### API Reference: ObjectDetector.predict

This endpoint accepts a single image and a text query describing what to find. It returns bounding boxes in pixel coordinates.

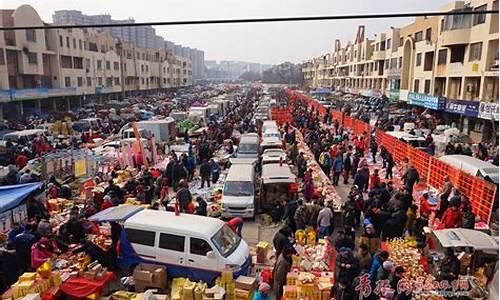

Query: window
[83,41,87,50]
[424,80,431,94]
[88,42,98,52]
[425,28,432,42]
[27,52,38,65]
[385,59,389,69]
[146,65,149,72]
[78,39,82,50]
[123,63,126,71]
[142,53,145,60]
[438,49,447,65]
[59,35,63,47]
[114,77,120,85]
[380,41,386,51]
[190,238,212,256]
[73,38,76,49]
[141,64,144,72]
[86,77,91,87]
[125,228,155,247]
[66,36,70,48]
[399,37,404,47]
[26,29,36,42]
[414,79,420,93]
[77,77,83,87]
[73,57,83,69]
[113,62,119,70]
[469,42,482,61]
[97,60,102,70]
[450,45,466,63]
[85,58,90,69]
[106,61,110,70]
[416,53,422,66]
[106,77,113,87]
[415,31,423,42]
[386,39,391,49]
[159,233,184,252]
[141,78,145,84]
[398,57,402,68]
[64,77,71,87]
[424,51,434,71]
[101,45,106,53]
[473,5,487,25]
[98,77,103,86]
[0,48,4,65]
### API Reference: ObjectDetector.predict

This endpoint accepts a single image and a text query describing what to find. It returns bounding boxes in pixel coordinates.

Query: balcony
[439,28,471,46]
[447,62,465,76]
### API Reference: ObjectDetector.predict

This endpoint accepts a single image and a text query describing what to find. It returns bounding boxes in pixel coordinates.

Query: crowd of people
[271,95,482,300]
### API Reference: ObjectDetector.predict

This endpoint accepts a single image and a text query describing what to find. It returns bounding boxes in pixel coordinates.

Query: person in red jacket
[227,217,243,237]
[16,152,29,169]
[369,169,381,190]
[441,203,463,228]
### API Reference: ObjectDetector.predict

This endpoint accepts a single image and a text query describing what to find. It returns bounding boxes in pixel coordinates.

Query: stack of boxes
[214,271,234,300]
[132,263,167,292]
[3,272,62,299]
[233,276,257,300]
[282,271,333,300]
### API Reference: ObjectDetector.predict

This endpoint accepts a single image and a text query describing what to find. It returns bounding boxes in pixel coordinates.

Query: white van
[439,155,499,184]
[237,133,260,159]
[89,206,251,283]
[262,120,278,133]
[221,163,256,219]
[3,129,47,144]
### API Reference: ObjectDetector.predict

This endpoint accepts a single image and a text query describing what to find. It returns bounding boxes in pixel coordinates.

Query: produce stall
[295,130,342,211]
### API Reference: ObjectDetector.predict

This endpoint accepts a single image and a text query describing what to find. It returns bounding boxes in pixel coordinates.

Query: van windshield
[211,225,241,257]
[224,181,254,196]
[238,143,258,154]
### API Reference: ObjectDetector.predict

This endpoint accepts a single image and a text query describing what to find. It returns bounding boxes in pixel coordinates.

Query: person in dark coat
[272,225,292,259]
[273,247,293,300]
[335,247,359,290]
[195,197,208,216]
[15,223,37,272]
[402,165,419,194]
[385,153,394,179]
[283,199,298,232]
[176,180,192,213]
[438,248,460,282]
[334,230,354,250]
[199,159,211,188]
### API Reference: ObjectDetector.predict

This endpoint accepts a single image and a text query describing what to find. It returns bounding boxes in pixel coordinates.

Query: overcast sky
[1,0,451,64]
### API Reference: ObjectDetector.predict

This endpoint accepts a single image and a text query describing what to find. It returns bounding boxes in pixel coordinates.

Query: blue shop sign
[407,92,446,110]
[0,90,11,102]
[445,99,480,117]
[11,88,49,101]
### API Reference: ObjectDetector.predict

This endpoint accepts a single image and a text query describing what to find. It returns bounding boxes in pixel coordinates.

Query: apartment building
[0,5,193,119]
[302,0,498,140]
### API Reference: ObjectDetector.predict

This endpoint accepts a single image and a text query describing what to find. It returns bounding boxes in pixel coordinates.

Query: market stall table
[60,272,116,299]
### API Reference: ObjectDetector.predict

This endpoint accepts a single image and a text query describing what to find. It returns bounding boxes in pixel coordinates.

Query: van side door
[124,228,157,260]
[156,232,186,267]
[186,237,220,271]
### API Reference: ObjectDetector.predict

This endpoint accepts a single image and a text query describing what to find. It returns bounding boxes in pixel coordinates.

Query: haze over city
[1,0,452,64]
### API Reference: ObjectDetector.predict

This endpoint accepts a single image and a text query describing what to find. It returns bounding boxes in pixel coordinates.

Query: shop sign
[10,88,49,101]
[95,86,113,94]
[387,68,401,79]
[0,90,11,102]
[399,89,409,101]
[48,87,76,97]
[445,99,480,117]
[408,92,445,110]
[389,90,400,102]
[478,102,499,121]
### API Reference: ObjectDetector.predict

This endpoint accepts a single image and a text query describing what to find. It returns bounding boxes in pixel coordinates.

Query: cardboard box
[133,263,167,292]
[234,276,257,291]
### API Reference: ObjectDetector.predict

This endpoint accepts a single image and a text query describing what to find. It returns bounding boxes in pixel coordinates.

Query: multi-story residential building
[0,5,193,120]
[302,0,498,141]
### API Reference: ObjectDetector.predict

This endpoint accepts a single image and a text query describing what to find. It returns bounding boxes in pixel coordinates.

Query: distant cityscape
[205,60,273,80]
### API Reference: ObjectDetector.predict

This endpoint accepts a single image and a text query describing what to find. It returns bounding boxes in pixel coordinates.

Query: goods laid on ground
[295,131,342,210]
[282,271,333,300]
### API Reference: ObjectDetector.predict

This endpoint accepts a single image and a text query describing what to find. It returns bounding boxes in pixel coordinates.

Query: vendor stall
[0,182,42,232]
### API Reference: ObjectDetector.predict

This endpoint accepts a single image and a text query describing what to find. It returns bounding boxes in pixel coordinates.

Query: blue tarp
[0,182,42,213]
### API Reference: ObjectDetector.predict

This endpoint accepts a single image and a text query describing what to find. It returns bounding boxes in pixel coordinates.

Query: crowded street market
[0,83,498,300]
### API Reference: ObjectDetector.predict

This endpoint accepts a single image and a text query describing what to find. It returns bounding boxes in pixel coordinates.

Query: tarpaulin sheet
[0,182,42,213]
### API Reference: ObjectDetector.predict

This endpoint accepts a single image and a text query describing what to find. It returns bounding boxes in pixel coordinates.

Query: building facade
[302,0,498,140]
[0,5,192,119]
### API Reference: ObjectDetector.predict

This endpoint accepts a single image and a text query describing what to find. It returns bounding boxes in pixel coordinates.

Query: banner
[445,99,480,117]
[407,92,445,110]
[0,90,11,102]
[478,102,499,121]
[10,88,49,100]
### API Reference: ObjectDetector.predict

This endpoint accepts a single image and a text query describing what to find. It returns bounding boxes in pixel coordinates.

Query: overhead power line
[0,10,498,31]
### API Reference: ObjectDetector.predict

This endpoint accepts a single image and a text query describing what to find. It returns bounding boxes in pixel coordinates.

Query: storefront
[477,102,499,143]
[444,99,480,137]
